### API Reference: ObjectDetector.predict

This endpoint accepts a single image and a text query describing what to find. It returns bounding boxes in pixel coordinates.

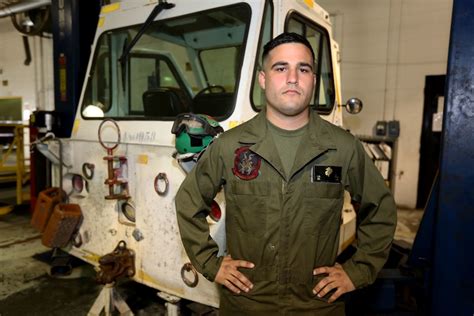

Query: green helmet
[171,113,223,154]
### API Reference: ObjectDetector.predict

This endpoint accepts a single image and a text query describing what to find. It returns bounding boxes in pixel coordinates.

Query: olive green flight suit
[176,110,397,315]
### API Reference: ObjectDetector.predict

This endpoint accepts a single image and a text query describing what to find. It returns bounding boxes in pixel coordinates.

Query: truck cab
[48,0,355,308]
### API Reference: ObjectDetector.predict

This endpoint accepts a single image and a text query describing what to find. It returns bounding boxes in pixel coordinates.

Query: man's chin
[279,106,309,117]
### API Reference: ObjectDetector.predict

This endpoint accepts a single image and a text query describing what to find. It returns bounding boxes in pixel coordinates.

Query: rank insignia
[312,165,342,183]
[232,146,261,180]
[325,167,333,177]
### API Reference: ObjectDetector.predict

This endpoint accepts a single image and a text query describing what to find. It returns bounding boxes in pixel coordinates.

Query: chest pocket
[226,180,269,238]
[303,182,344,236]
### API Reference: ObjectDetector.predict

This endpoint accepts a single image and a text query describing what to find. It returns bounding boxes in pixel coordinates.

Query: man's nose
[287,67,298,85]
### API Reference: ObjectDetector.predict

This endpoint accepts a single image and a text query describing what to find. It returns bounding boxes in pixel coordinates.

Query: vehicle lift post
[409,0,474,314]
[50,0,100,137]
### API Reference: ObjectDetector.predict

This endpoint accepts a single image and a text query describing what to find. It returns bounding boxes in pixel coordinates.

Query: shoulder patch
[232,146,261,180]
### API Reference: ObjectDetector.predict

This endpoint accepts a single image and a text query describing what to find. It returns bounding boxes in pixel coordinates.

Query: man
[176,32,397,315]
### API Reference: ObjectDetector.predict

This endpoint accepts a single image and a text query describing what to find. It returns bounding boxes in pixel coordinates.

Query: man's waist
[240,265,315,284]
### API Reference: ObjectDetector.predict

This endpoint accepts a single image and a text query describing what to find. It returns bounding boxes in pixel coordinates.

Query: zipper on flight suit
[281,178,287,194]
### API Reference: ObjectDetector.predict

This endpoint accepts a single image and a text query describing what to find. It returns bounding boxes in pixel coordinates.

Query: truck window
[129,54,183,114]
[251,0,273,111]
[286,14,336,114]
[82,34,112,115]
[81,3,251,121]
[200,47,240,93]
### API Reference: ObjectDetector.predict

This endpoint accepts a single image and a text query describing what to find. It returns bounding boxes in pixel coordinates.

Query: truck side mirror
[345,98,363,114]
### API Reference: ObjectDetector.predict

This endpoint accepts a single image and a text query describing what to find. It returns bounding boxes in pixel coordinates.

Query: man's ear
[258,70,266,90]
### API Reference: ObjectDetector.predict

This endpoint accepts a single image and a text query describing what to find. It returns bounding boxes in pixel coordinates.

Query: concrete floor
[0,188,423,315]
[0,206,170,315]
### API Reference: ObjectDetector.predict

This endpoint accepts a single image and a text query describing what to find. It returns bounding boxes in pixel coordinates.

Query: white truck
[39,0,360,313]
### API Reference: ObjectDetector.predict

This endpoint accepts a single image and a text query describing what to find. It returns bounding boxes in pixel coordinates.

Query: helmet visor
[171,113,221,136]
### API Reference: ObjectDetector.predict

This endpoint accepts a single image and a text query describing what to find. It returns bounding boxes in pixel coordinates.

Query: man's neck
[265,108,310,130]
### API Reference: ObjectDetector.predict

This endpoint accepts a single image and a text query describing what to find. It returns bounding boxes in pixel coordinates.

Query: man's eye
[300,68,311,73]
[275,67,286,72]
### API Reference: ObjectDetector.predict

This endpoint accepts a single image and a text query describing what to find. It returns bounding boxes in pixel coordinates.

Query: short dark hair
[262,32,315,64]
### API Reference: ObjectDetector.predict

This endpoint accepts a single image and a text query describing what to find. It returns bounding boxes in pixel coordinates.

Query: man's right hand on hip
[215,255,255,294]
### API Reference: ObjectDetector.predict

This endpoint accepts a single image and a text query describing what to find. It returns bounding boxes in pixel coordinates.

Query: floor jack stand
[158,291,181,316]
[87,282,133,316]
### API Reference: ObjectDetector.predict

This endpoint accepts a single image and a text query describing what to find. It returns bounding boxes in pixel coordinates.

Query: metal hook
[154,173,169,196]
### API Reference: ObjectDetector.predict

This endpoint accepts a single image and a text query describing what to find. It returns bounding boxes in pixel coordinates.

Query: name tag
[311,166,342,183]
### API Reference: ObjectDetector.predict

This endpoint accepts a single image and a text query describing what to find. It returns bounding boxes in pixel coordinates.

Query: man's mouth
[283,89,301,95]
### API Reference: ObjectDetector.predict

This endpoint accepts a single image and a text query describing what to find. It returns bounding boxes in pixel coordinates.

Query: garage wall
[317,0,453,208]
[0,18,54,119]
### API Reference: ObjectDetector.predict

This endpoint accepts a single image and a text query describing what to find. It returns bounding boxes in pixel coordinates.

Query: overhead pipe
[0,0,51,18]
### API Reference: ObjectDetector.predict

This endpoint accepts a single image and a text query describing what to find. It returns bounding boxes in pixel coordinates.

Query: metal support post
[430,0,474,314]
[157,291,181,316]
[50,0,100,137]
[87,283,134,316]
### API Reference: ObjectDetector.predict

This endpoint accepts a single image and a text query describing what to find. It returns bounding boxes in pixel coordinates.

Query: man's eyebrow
[270,61,289,69]
[298,62,314,70]
[270,61,314,71]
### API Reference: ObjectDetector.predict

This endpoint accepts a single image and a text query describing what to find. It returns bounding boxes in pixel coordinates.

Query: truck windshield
[81,3,251,121]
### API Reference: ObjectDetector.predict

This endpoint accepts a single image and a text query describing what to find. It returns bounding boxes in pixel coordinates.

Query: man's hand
[215,255,255,294]
[313,263,355,303]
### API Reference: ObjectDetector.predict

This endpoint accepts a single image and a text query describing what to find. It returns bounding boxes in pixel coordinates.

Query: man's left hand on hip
[312,263,355,303]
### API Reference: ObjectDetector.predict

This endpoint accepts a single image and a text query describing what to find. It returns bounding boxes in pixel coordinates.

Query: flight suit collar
[238,108,336,180]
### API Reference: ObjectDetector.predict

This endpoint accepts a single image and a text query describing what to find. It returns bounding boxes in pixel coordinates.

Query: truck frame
[42,0,356,310]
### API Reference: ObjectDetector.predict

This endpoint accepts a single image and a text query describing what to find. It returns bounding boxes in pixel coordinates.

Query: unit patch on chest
[232,146,261,180]
[311,165,342,183]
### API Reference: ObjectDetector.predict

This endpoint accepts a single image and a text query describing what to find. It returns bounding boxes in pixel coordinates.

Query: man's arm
[175,140,225,281]
[313,137,396,302]
[175,140,255,292]
[341,137,397,288]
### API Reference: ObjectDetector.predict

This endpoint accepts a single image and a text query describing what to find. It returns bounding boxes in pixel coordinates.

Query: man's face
[258,42,316,118]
